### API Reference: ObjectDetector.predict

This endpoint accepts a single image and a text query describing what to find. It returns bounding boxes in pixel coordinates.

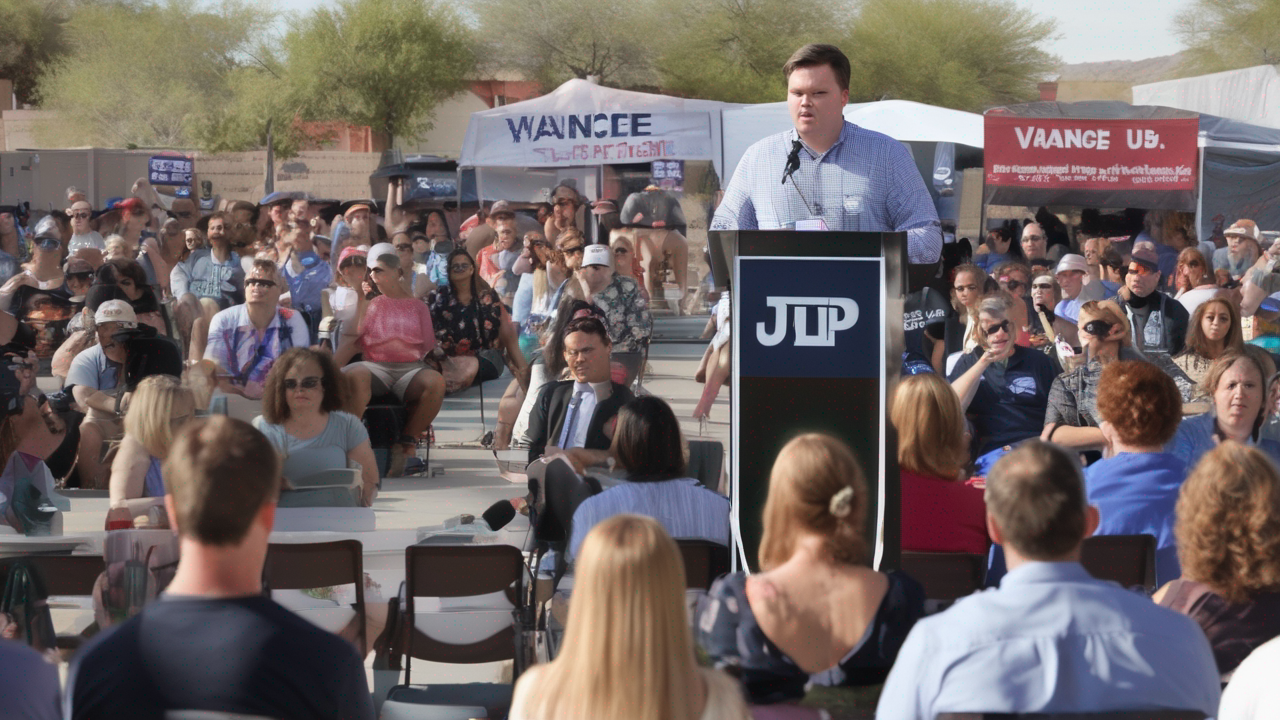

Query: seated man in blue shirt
[171,211,243,356]
[948,295,1057,473]
[876,441,1220,719]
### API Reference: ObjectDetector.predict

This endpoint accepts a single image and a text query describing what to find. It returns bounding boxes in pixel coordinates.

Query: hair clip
[829,486,855,518]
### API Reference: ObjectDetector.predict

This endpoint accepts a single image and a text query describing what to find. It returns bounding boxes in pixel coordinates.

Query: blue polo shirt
[948,345,1058,456]
[1084,451,1186,586]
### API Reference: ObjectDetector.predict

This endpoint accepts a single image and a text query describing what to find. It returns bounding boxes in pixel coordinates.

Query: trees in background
[1175,0,1280,74]
[0,0,68,107]
[25,0,1063,152]
[284,0,474,148]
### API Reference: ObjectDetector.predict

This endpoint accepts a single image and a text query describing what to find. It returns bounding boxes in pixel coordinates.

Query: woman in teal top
[253,347,380,506]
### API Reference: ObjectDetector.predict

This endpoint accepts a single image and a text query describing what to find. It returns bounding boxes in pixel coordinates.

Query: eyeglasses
[70,212,90,220]
[245,278,277,288]
[450,263,473,272]
[560,244,585,256]
[284,376,322,391]
[983,320,1011,336]
[395,244,412,252]
[1128,263,1155,276]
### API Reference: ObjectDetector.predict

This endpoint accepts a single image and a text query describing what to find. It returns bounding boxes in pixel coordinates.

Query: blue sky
[271,0,1192,65]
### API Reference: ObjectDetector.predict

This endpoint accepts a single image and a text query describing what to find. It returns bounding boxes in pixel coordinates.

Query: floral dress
[427,285,504,357]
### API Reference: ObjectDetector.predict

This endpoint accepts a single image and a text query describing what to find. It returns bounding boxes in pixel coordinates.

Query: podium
[710,231,907,572]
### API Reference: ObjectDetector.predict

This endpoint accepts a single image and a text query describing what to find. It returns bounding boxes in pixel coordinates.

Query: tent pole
[1196,133,1206,242]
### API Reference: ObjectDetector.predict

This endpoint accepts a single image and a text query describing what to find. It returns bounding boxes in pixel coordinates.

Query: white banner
[471,111,713,167]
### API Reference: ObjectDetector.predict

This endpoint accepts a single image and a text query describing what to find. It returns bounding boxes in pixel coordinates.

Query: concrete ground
[42,315,729,705]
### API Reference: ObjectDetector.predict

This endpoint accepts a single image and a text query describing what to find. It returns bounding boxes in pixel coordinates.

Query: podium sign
[728,232,905,572]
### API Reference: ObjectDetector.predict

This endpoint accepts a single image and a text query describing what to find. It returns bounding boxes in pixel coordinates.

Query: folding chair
[277,468,361,508]
[687,439,724,490]
[0,554,106,651]
[381,544,527,720]
[263,540,366,655]
[675,539,730,591]
[899,552,986,602]
[1081,534,1157,595]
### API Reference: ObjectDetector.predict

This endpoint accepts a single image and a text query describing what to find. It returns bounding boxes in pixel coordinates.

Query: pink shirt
[359,295,436,363]
[900,469,989,554]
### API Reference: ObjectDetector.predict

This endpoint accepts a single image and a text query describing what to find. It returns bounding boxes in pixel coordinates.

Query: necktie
[558,391,586,449]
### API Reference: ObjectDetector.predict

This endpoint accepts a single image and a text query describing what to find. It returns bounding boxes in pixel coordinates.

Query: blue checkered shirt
[712,121,942,264]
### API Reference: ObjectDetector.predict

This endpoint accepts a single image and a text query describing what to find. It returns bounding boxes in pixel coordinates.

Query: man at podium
[711,44,942,265]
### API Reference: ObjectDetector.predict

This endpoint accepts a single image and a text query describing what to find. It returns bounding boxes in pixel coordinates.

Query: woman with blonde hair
[107,375,195,519]
[1042,299,1141,451]
[697,434,923,705]
[1156,441,1280,678]
[949,263,988,353]
[892,373,987,553]
[509,515,749,720]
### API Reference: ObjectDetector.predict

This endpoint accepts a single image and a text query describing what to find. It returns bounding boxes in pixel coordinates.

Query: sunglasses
[284,376,322,391]
[560,245,585,256]
[1032,282,1054,290]
[1128,263,1155,276]
[983,319,1011,336]
[395,244,412,252]
[1083,319,1114,337]
[450,263,473,272]
[245,278,277,288]
[35,238,60,251]
[341,257,367,268]
[70,212,91,220]
[1002,279,1024,291]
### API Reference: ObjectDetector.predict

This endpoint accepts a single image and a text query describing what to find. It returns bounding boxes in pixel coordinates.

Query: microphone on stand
[781,139,819,218]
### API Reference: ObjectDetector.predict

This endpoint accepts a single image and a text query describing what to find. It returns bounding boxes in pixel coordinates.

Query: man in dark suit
[527,316,634,470]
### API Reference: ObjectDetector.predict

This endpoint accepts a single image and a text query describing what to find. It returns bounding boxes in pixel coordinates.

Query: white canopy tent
[720,99,985,184]
[459,78,733,205]
[1134,65,1280,130]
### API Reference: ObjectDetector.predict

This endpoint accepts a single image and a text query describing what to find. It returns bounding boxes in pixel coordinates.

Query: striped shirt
[712,121,942,264]
[568,478,731,559]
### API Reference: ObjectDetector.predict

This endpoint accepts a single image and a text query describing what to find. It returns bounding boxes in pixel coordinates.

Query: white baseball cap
[582,244,612,268]
[367,242,397,265]
[94,299,137,327]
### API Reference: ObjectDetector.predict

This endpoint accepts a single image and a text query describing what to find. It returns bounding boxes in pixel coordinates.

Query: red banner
[984,115,1199,192]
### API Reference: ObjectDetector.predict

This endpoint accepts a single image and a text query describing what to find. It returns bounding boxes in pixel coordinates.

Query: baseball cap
[337,246,367,267]
[592,199,618,215]
[1225,219,1260,240]
[1054,254,1089,275]
[488,200,516,218]
[367,242,397,265]
[344,203,372,220]
[94,299,138,328]
[1130,241,1160,272]
[582,244,612,267]
[64,257,94,276]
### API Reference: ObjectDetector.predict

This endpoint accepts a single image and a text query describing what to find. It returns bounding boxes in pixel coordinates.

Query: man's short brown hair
[163,416,281,546]
[783,44,851,91]
[985,441,1087,560]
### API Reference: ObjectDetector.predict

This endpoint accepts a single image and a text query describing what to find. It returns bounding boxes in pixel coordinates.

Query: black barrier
[720,231,906,572]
